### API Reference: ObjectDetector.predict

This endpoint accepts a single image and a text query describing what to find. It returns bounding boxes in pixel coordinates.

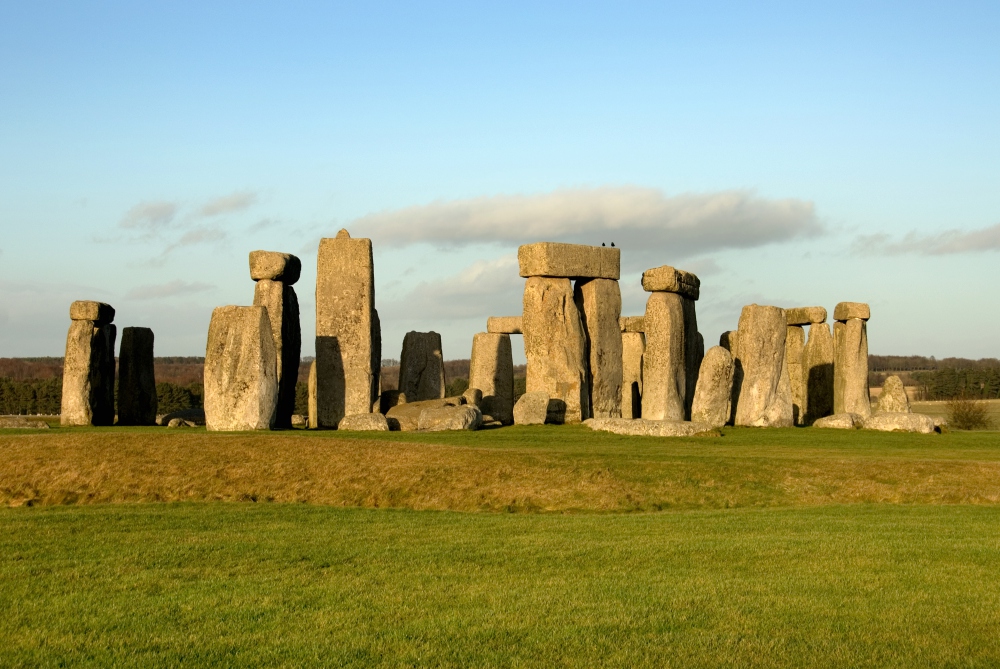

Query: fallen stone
[158,408,205,426]
[877,375,911,414]
[575,278,622,419]
[469,333,515,425]
[513,391,549,425]
[291,414,307,427]
[69,300,115,325]
[619,316,645,333]
[518,242,620,280]
[117,326,158,426]
[640,266,700,300]
[253,276,301,429]
[462,387,483,407]
[386,397,464,431]
[584,417,716,437]
[60,319,116,426]
[834,318,871,418]
[486,317,522,334]
[813,413,864,429]
[802,322,835,424]
[834,302,871,322]
[338,412,390,431]
[641,292,687,421]
[418,405,482,431]
[785,307,827,326]
[863,412,936,434]
[398,331,446,402]
[786,325,806,425]
[0,416,50,429]
[733,305,793,427]
[167,417,197,428]
[621,332,645,419]
[249,250,302,284]
[691,346,734,428]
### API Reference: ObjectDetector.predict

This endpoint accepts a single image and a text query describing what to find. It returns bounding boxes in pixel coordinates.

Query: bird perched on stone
[601,243,606,246]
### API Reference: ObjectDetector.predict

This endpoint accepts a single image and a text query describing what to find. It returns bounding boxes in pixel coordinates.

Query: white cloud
[125,280,215,300]
[854,223,1000,256]
[120,201,178,233]
[200,191,257,217]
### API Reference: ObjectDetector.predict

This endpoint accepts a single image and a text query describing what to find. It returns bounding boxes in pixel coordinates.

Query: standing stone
[469,332,515,425]
[621,332,645,419]
[785,325,806,425]
[690,346,735,429]
[204,305,278,431]
[522,277,589,423]
[487,317,522,334]
[720,330,741,425]
[877,375,911,414]
[683,303,702,420]
[60,301,116,426]
[641,292,686,421]
[307,360,318,429]
[398,331,446,402]
[117,327,157,426]
[574,278,622,419]
[619,316,645,333]
[371,308,382,407]
[315,229,378,427]
[834,302,871,418]
[733,305,793,427]
[253,277,301,429]
[802,322,834,424]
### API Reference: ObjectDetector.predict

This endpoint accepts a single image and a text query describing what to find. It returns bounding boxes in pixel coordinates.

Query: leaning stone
[462,387,483,408]
[834,302,871,321]
[60,319,116,426]
[518,242,620,279]
[863,412,936,434]
[159,408,205,426]
[513,391,549,425]
[418,405,482,431]
[386,397,464,431]
[117,327,158,426]
[786,307,827,326]
[621,332,645,419]
[574,278,622,419]
[203,305,278,431]
[640,266,700,300]
[733,305,793,427]
[338,413,390,431]
[253,277,301,429]
[487,317,522,334]
[803,322,835,424]
[307,360,317,428]
[523,277,589,423]
[0,417,49,429]
[691,346,735,429]
[834,318,871,418]
[249,250,302,284]
[619,316,645,333]
[69,300,115,325]
[641,292,686,421]
[785,325,806,425]
[584,417,716,437]
[398,331,446,402]
[877,375,911,414]
[813,413,864,429]
[469,333,514,425]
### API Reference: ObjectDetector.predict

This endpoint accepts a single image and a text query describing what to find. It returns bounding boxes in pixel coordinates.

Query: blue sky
[1,1,998,362]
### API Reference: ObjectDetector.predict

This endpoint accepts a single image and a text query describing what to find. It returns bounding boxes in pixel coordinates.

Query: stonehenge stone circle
[785,324,806,424]
[584,417,714,437]
[834,302,871,418]
[418,405,483,431]
[249,250,302,284]
[315,229,380,427]
[640,266,700,300]
[518,242,620,280]
[641,292,687,421]
[487,316,522,334]
[733,305,794,427]
[619,316,645,333]
[469,332,514,424]
[802,321,835,424]
[60,301,117,426]
[514,391,549,425]
[338,413,390,431]
[833,302,871,322]
[253,272,301,429]
[574,278,623,419]
[785,306,827,326]
[204,305,279,431]
[117,326,157,426]
[876,375,910,414]
[621,332,645,419]
[691,346,735,429]
[398,331,446,402]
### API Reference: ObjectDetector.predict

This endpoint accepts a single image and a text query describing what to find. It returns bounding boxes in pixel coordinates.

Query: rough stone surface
[719,331,738,353]
[0,417,50,429]
[834,302,871,322]
[469,333,515,425]
[803,322,835,424]
[249,250,301,284]
[518,242,620,280]
[338,412,390,431]
[733,305,794,427]
[487,317,522,334]
[813,413,864,429]
[203,305,278,431]
[418,405,482,431]
[69,300,115,324]
[379,389,406,414]
[167,418,196,428]
[641,292,686,421]
[621,332,645,419]
[158,408,205,426]
[863,412,936,434]
[253,279,301,429]
[60,320,116,426]
[786,325,806,425]
[462,387,483,407]
[574,278,622,419]
[307,361,317,428]
[691,346,735,428]
[877,375,911,414]
[291,414,307,427]
[523,277,590,423]
[584,417,716,437]
[719,331,741,425]
[386,397,464,431]
[315,230,378,427]
[398,331,446,402]
[117,326,158,426]
[683,301,702,420]
[785,307,827,326]
[619,316,645,333]
[513,391,549,425]
[640,266,700,300]
[834,318,871,418]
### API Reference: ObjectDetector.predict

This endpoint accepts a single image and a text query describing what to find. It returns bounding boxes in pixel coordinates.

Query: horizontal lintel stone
[487,316,522,334]
[69,300,115,324]
[640,265,700,300]
[249,250,301,284]
[619,316,645,333]
[518,242,620,279]
[785,306,827,325]
[833,302,870,321]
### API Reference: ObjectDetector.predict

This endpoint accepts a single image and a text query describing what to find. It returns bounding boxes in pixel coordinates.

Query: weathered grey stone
[619,316,645,333]
[785,307,827,326]
[487,317,522,334]
[69,300,115,325]
[621,332,645,419]
[315,230,378,427]
[523,277,589,423]
[786,325,806,425]
[418,405,482,431]
[338,412,390,431]
[834,302,870,322]
[158,408,205,426]
[733,305,793,427]
[462,387,483,408]
[253,277,301,429]
[640,266,700,300]
[117,327,158,426]
[803,322,834,424]
[691,346,734,429]
[641,292,686,421]
[574,278,622,420]
[863,412,936,434]
[386,397,464,431]
[469,332,514,425]
[584,418,716,437]
[291,414,307,427]
[513,391,549,425]
[204,305,278,431]
[307,360,317,428]
[249,250,301,284]
[518,242,620,279]
[60,319,116,426]
[834,318,871,418]
[813,413,864,429]
[877,375,911,414]
[398,331,446,402]
[0,416,49,429]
